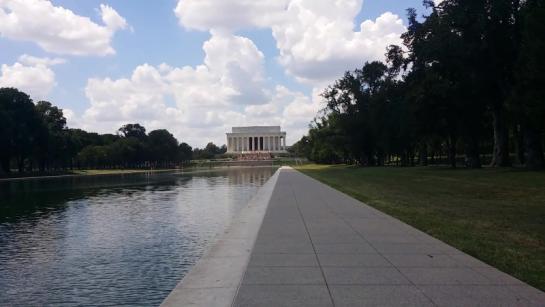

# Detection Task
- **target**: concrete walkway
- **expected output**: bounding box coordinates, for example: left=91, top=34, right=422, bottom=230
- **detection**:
left=233, top=168, right=544, bottom=306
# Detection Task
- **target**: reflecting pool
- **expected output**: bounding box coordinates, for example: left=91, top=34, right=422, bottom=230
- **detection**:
left=0, top=167, right=276, bottom=306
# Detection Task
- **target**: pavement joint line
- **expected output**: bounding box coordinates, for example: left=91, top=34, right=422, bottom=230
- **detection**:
left=301, top=170, right=440, bottom=307
left=291, top=174, right=337, bottom=307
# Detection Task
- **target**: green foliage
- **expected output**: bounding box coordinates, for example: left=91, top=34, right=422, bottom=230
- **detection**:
left=192, top=142, right=227, bottom=160
left=0, top=88, right=202, bottom=174
left=178, top=142, right=193, bottom=162
left=297, top=0, right=544, bottom=169
left=118, top=123, right=147, bottom=140
left=0, top=88, right=43, bottom=173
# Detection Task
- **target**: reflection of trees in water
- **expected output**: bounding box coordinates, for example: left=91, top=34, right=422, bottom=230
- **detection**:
left=0, top=168, right=277, bottom=223
left=225, top=167, right=276, bottom=186
left=0, top=173, right=180, bottom=223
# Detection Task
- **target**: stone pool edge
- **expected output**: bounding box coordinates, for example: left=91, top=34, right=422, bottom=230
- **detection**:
left=160, top=166, right=283, bottom=307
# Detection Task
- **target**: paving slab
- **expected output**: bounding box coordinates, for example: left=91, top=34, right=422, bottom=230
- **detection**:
left=233, top=167, right=544, bottom=306
left=317, top=253, right=392, bottom=267
left=242, top=267, right=325, bottom=285
left=330, top=285, right=435, bottom=307
left=235, top=285, right=333, bottom=307
left=248, top=253, right=319, bottom=267
left=165, top=167, right=544, bottom=306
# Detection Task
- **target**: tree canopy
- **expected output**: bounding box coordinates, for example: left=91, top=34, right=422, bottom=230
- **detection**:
left=0, top=88, right=203, bottom=174
left=294, top=0, right=545, bottom=169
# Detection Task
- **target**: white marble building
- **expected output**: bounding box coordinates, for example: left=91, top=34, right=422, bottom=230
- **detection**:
left=226, top=126, right=287, bottom=153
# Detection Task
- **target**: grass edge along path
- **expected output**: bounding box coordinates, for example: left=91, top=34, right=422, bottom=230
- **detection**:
left=296, top=164, right=545, bottom=291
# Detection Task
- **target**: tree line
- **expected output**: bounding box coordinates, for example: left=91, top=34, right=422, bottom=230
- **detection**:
left=0, top=88, right=226, bottom=174
left=292, top=0, right=545, bottom=169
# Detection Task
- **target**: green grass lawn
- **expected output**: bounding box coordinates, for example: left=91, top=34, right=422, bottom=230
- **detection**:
left=296, top=164, right=545, bottom=291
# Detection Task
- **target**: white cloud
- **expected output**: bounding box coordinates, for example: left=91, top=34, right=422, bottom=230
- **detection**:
left=71, top=0, right=408, bottom=146
left=76, top=31, right=317, bottom=146
left=100, top=4, right=128, bottom=32
left=175, top=0, right=406, bottom=85
left=174, top=0, right=288, bottom=32
left=18, top=54, right=66, bottom=66
left=0, top=0, right=128, bottom=55
left=0, top=55, right=65, bottom=99
left=273, top=8, right=405, bottom=84
left=84, top=64, right=170, bottom=123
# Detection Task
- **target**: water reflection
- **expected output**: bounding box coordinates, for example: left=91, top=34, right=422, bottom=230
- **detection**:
left=0, top=167, right=276, bottom=306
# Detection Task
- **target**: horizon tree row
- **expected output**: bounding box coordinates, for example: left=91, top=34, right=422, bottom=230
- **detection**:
left=0, top=88, right=225, bottom=174
left=292, top=0, right=545, bottom=169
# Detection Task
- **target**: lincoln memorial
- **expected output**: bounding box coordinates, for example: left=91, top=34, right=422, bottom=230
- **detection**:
left=226, top=126, right=287, bottom=153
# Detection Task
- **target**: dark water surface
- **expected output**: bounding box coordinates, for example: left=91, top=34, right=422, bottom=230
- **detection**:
left=0, top=167, right=276, bottom=306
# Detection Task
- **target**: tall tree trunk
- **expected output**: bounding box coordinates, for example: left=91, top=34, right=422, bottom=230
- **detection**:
left=448, top=137, right=457, bottom=168
left=514, top=124, right=525, bottom=165
left=524, top=126, right=544, bottom=170
left=490, top=105, right=511, bottom=166
left=17, top=156, right=25, bottom=173
left=419, top=142, right=428, bottom=166
left=464, top=137, right=482, bottom=169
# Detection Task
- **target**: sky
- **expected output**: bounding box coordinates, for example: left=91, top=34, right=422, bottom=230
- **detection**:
left=0, top=0, right=433, bottom=147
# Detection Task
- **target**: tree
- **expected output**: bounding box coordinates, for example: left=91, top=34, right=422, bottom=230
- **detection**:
left=178, top=142, right=193, bottom=162
left=148, top=129, right=179, bottom=166
left=0, top=88, right=42, bottom=173
left=511, top=0, right=545, bottom=169
left=118, top=123, right=147, bottom=140
left=35, top=101, right=67, bottom=172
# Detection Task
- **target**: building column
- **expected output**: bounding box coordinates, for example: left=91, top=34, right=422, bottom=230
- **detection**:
left=283, top=136, right=286, bottom=151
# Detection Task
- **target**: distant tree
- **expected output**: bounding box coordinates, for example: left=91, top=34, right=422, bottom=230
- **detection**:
left=148, top=129, right=179, bottom=165
left=178, top=142, right=193, bottom=162
left=118, top=123, right=147, bottom=140
left=35, top=101, right=67, bottom=172
left=0, top=88, right=42, bottom=173
left=290, top=136, right=312, bottom=158
left=192, top=142, right=223, bottom=160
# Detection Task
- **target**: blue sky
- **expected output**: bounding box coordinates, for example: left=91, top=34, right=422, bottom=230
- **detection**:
left=0, top=0, right=429, bottom=147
